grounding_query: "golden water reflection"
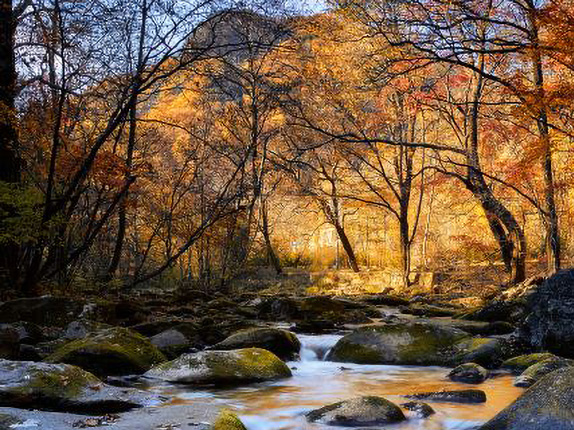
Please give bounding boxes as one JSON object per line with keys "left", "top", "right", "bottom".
{"left": 155, "top": 359, "right": 524, "bottom": 430}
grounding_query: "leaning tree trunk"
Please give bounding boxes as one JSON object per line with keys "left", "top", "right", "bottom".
{"left": 467, "top": 48, "right": 526, "bottom": 285}
{"left": 468, "top": 176, "right": 527, "bottom": 284}
{"left": 485, "top": 213, "right": 514, "bottom": 273}
{"left": 260, "top": 199, "right": 282, "bottom": 275}
{"left": 334, "top": 222, "right": 360, "bottom": 272}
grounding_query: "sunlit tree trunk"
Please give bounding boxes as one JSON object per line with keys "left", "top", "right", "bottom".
{"left": 260, "top": 198, "right": 282, "bottom": 275}
{"left": 528, "top": 7, "right": 560, "bottom": 273}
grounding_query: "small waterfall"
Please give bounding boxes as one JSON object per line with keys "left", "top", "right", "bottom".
{"left": 297, "top": 334, "right": 343, "bottom": 361}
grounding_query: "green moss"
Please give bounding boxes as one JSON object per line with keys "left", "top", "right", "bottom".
{"left": 329, "top": 339, "right": 384, "bottom": 364}
{"left": 19, "top": 365, "right": 98, "bottom": 399}
{"left": 213, "top": 410, "right": 247, "bottom": 430}
{"left": 502, "top": 353, "right": 557, "bottom": 373}
{"left": 147, "top": 347, "right": 291, "bottom": 384}
{"left": 206, "top": 348, "right": 291, "bottom": 380}
{"left": 47, "top": 327, "right": 166, "bottom": 375}
{"left": 453, "top": 337, "right": 508, "bottom": 368}
{"left": 329, "top": 323, "right": 469, "bottom": 365}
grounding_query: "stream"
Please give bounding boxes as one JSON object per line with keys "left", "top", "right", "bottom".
{"left": 148, "top": 334, "right": 524, "bottom": 430}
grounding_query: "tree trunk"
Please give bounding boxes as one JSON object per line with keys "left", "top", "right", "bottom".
{"left": 529, "top": 5, "right": 560, "bottom": 274}
{"left": 468, "top": 177, "right": 527, "bottom": 284}
{"left": 260, "top": 199, "right": 282, "bottom": 275}
{"left": 334, "top": 223, "right": 360, "bottom": 272}
{"left": 466, "top": 47, "right": 526, "bottom": 285}
{"left": 0, "top": 0, "right": 18, "bottom": 184}
{"left": 485, "top": 213, "right": 513, "bottom": 273}
{"left": 107, "top": 101, "right": 136, "bottom": 278}
{"left": 0, "top": 0, "right": 22, "bottom": 290}
{"left": 398, "top": 207, "right": 411, "bottom": 288}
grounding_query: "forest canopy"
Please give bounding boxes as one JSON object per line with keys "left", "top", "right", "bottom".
{"left": 2, "top": 0, "right": 574, "bottom": 296}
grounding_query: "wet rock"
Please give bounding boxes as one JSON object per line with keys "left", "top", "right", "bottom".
{"left": 405, "top": 389, "right": 487, "bottom": 404}
{"left": 448, "top": 363, "right": 489, "bottom": 384}
{"left": 401, "top": 401, "right": 435, "bottom": 418}
{"left": 19, "top": 344, "right": 41, "bottom": 361}
{"left": 298, "top": 297, "right": 370, "bottom": 324}
{"left": 459, "top": 321, "right": 515, "bottom": 336}
{"left": 257, "top": 296, "right": 371, "bottom": 325}
{"left": 290, "top": 319, "right": 339, "bottom": 334}
{"left": 213, "top": 328, "right": 300, "bottom": 361}
{"left": 213, "top": 410, "right": 247, "bottom": 430}
{"left": 460, "top": 300, "right": 525, "bottom": 323}
{"left": 327, "top": 322, "right": 470, "bottom": 365}
{"left": 453, "top": 337, "right": 511, "bottom": 369}
{"left": 0, "top": 360, "right": 160, "bottom": 413}
{"left": 358, "top": 294, "right": 409, "bottom": 307}
{"left": 306, "top": 396, "right": 406, "bottom": 426}
{"left": 0, "top": 297, "right": 86, "bottom": 327}
{"left": 63, "top": 320, "right": 110, "bottom": 340}
{"left": 0, "top": 412, "right": 21, "bottom": 428}
{"left": 0, "top": 326, "right": 19, "bottom": 359}
{"left": 480, "top": 366, "right": 574, "bottom": 429}
{"left": 520, "top": 269, "right": 574, "bottom": 358}
{"left": 514, "top": 357, "right": 574, "bottom": 387}
{"left": 131, "top": 319, "right": 188, "bottom": 337}
{"left": 144, "top": 348, "right": 291, "bottom": 385}
{"left": 257, "top": 297, "right": 300, "bottom": 321}
{"left": 501, "top": 352, "right": 558, "bottom": 374}
{"left": 402, "top": 304, "right": 458, "bottom": 318}
{"left": 47, "top": 327, "right": 166, "bottom": 376}
{"left": 8, "top": 322, "right": 44, "bottom": 344}
{"left": 150, "top": 328, "right": 193, "bottom": 359}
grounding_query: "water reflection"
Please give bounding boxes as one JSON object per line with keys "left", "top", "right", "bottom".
{"left": 151, "top": 334, "right": 524, "bottom": 430}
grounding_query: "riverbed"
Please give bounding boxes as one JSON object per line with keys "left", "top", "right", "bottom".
{"left": 147, "top": 334, "right": 524, "bottom": 430}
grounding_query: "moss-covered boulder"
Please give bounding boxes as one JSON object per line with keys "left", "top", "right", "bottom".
{"left": 448, "top": 363, "right": 489, "bottom": 384}
{"left": 405, "top": 389, "right": 486, "bottom": 404}
{"left": 47, "top": 327, "right": 166, "bottom": 376}
{"left": 306, "top": 396, "right": 406, "bottom": 426}
{"left": 145, "top": 348, "right": 291, "bottom": 385}
{"left": 514, "top": 357, "right": 574, "bottom": 387}
{"left": 480, "top": 366, "right": 574, "bottom": 429}
{"left": 453, "top": 337, "right": 510, "bottom": 369}
{"left": 0, "top": 360, "right": 161, "bottom": 413}
{"left": 212, "top": 410, "right": 247, "bottom": 430}
{"left": 501, "top": 353, "right": 557, "bottom": 374}
{"left": 213, "top": 328, "right": 301, "bottom": 361}
{"left": 327, "top": 322, "right": 470, "bottom": 365}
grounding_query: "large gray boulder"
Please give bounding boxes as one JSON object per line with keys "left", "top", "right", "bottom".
{"left": 213, "top": 327, "right": 300, "bottom": 361}
{"left": 327, "top": 323, "right": 469, "bottom": 365}
{"left": 0, "top": 360, "right": 161, "bottom": 413}
{"left": 145, "top": 348, "right": 291, "bottom": 385}
{"left": 480, "top": 366, "right": 574, "bottom": 429}
{"left": 514, "top": 357, "right": 574, "bottom": 387}
{"left": 520, "top": 269, "right": 574, "bottom": 358}
{"left": 327, "top": 322, "right": 506, "bottom": 367}
{"left": 306, "top": 396, "right": 405, "bottom": 426}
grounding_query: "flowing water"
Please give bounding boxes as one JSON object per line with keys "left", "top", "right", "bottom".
{"left": 151, "top": 334, "right": 524, "bottom": 430}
